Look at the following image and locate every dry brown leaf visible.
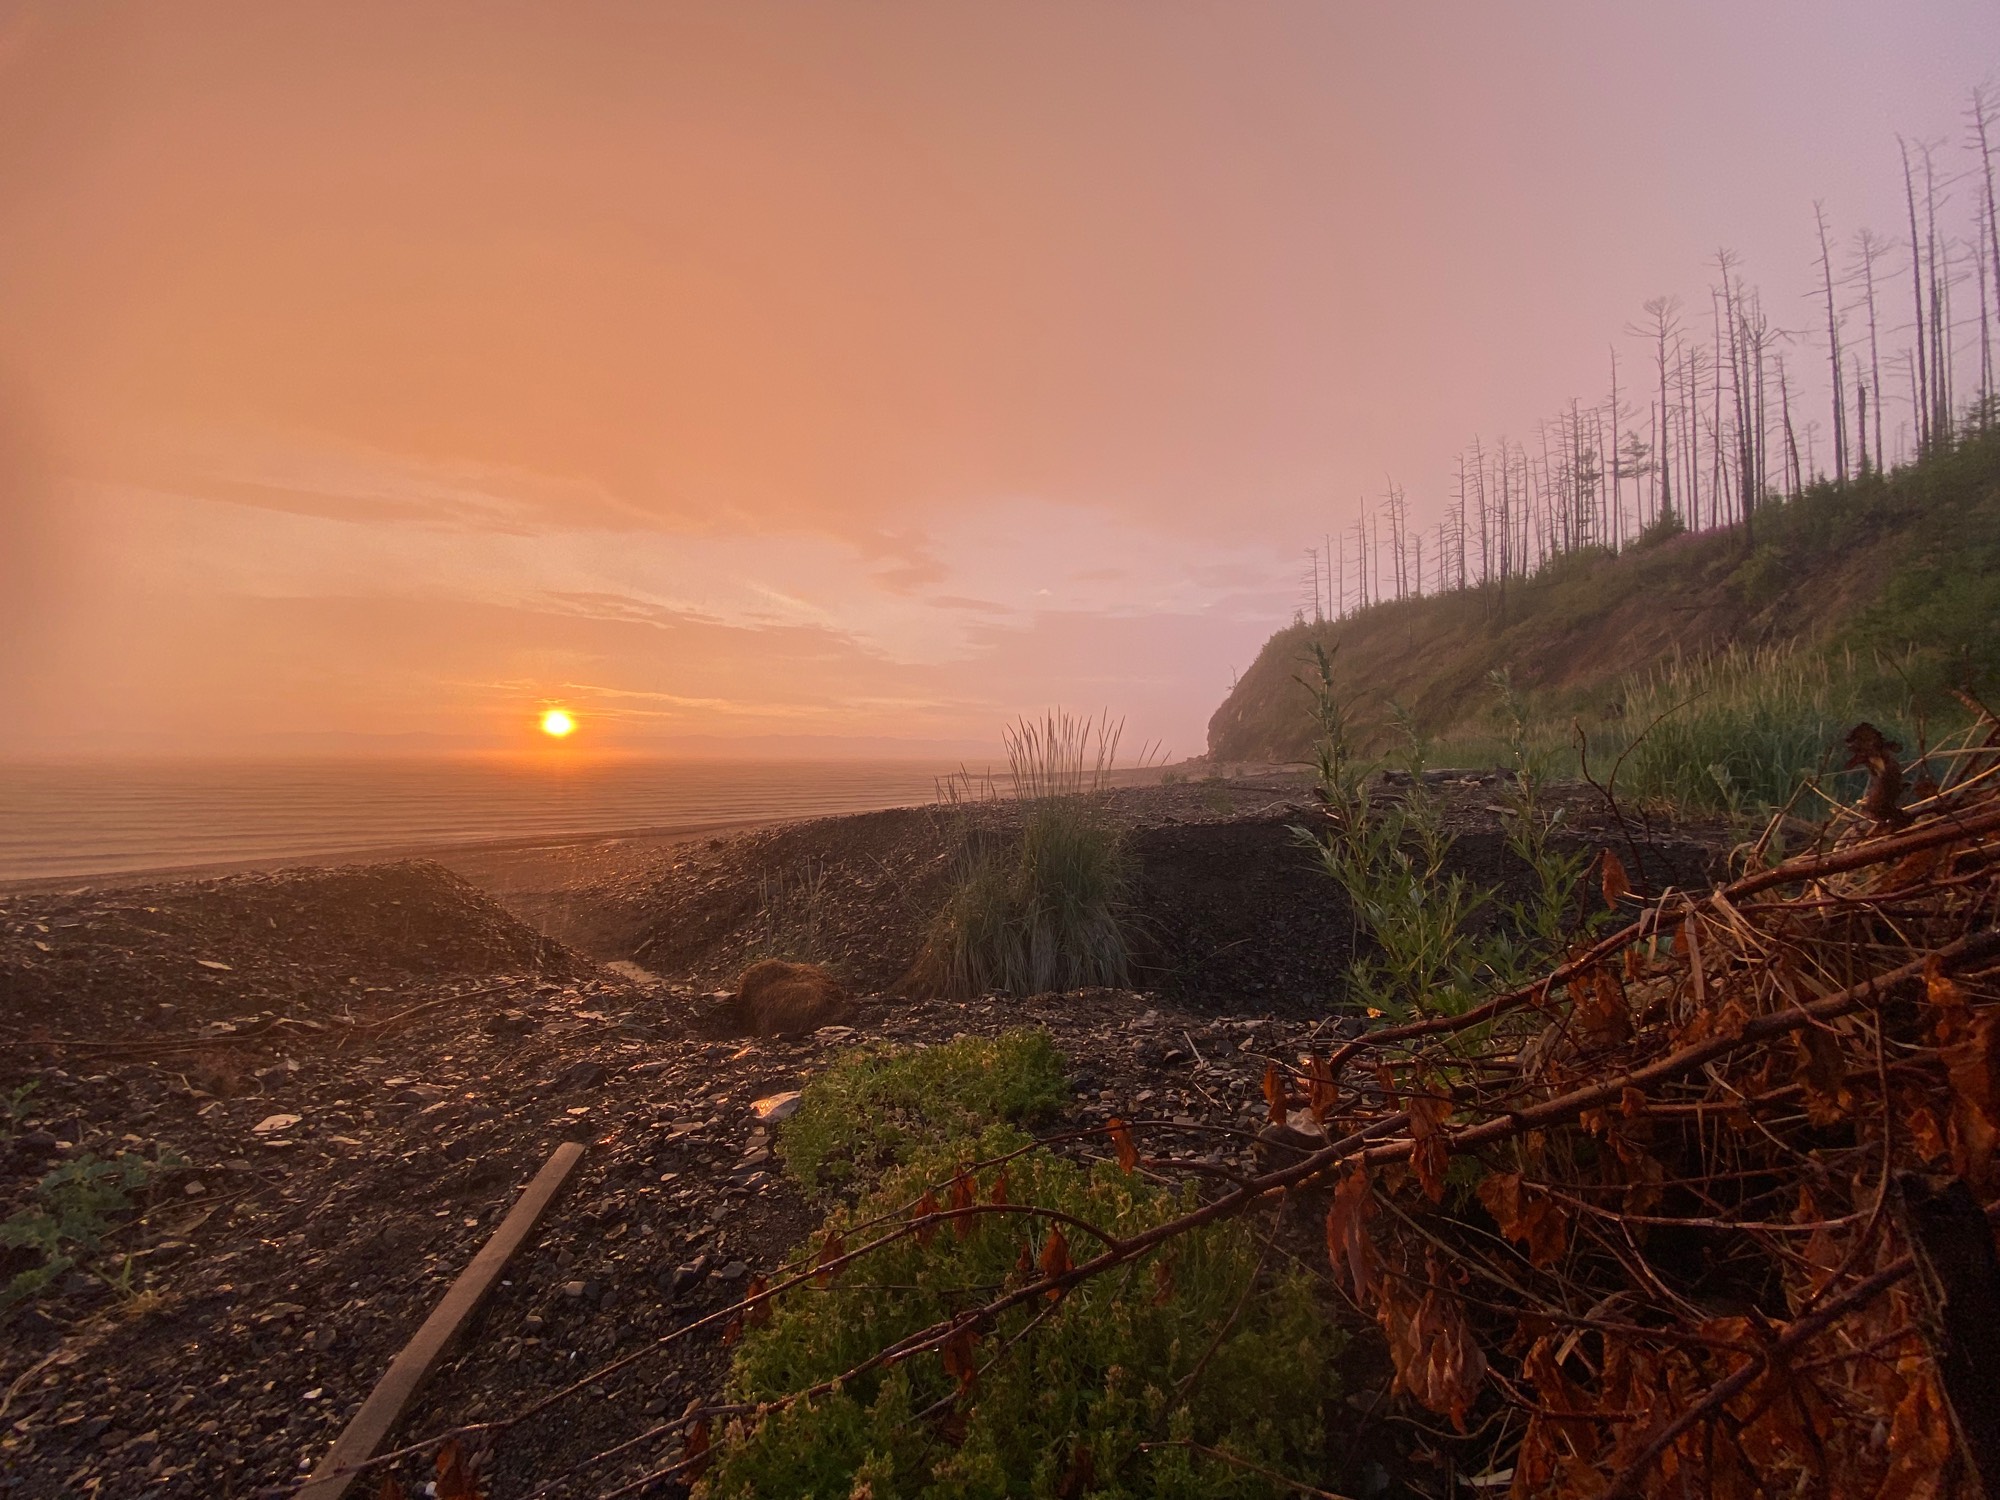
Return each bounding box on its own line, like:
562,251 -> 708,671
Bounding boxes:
1151,1256 -> 1175,1306
987,1169 -> 1008,1206
1878,1366 -> 1953,1500
434,1439 -> 482,1500
1261,1061 -> 1290,1125
940,1323 -> 979,1393
743,1273 -> 771,1327
683,1417 -> 712,1481
1924,955 -> 1971,1047
912,1188 -> 941,1246
1792,1025 -> 1851,1125
1477,1172 -> 1568,1268
1601,847 -> 1633,909
1378,1256 -> 1488,1431
1324,1166 -> 1380,1299
1407,1091 -> 1453,1202
1373,1061 -> 1400,1107
1107,1117 -> 1138,1174
1038,1224 -> 1072,1298
1305,1051 -> 1340,1124
950,1166 -> 977,1240
814,1229 -> 845,1287
1573,964 -> 1633,1046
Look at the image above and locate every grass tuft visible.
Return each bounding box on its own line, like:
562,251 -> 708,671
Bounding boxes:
920,711 -> 1136,998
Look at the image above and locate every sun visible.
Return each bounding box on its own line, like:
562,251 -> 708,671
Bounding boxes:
539,708 -> 577,739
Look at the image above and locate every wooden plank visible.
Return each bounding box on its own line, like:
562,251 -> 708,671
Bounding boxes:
299,1140 -> 587,1500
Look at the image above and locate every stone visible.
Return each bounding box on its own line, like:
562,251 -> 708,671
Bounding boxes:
252,1114 -> 301,1135
750,1091 -> 802,1123
551,1060 -> 609,1093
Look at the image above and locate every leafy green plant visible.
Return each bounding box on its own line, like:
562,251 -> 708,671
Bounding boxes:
779,1030 -> 1069,1194
2,1150 -> 176,1306
920,711 -> 1135,998
704,1129 -> 1339,1499
1295,667 -> 1594,1022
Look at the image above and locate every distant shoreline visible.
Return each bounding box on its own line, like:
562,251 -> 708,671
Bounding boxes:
0,815 -> 798,896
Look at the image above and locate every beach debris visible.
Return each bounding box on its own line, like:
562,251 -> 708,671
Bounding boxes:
298,1140 -> 586,1500
749,1090 -> 801,1123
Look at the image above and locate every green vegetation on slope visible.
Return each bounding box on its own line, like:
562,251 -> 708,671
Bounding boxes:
1208,434 -> 2000,769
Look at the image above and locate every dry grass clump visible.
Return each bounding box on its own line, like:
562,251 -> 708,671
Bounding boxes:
920,711 -> 1135,998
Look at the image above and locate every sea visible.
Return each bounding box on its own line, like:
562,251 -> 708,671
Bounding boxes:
0,757 -> 966,883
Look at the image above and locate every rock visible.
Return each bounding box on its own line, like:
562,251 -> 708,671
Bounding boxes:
522,1313 -> 546,1334
666,1258 -> 710,1300
735,1148 -> 772,1173
750,1091 -> 802,1123
716,1260 -> 749,1282
252,1114 -> 301,1135
551,1060 -> 609,1093
561,1280 -> 588,1301
1253,1121 -> 1322,1175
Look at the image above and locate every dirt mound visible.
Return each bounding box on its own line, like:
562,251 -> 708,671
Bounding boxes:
0,859 -> 588,1041
586,777 -> 1727,1012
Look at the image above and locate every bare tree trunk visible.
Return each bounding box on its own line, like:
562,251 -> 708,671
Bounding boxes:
1813,206 -> 1848,482
1974,85 -> 2000,427
1902,136 -> 1932,455
1778,354 -> 1803,496
1925,143 -> 1950,444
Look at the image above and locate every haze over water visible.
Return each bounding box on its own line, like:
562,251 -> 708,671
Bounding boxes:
0,758 -> 958,881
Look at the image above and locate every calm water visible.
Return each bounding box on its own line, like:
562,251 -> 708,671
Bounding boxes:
0,758 -> 961,881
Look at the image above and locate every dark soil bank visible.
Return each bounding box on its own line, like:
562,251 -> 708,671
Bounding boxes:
571,772 -> 1728,1011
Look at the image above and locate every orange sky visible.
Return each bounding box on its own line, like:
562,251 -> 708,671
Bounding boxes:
0,2 -> 1992,756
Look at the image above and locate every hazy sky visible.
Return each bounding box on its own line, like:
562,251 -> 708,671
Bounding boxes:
1,2 -> 1993,757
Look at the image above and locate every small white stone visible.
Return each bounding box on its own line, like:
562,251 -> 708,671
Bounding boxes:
750,1091 -> 803,1123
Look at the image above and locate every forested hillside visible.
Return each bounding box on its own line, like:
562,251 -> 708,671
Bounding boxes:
1207,431 -> 2000,764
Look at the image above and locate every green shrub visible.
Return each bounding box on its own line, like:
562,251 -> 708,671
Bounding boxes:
703,1129 -> 1339,1500
779,1030 -> 1070,1195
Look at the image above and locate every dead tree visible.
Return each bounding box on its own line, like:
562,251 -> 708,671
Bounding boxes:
1812,207 -> 1849,482
1902,136 -> 1932,455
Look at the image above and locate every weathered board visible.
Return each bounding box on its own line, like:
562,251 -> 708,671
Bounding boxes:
297,1140 -> 588,1500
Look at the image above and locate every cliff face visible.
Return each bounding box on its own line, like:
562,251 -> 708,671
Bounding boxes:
1206,436 -> 2000,764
